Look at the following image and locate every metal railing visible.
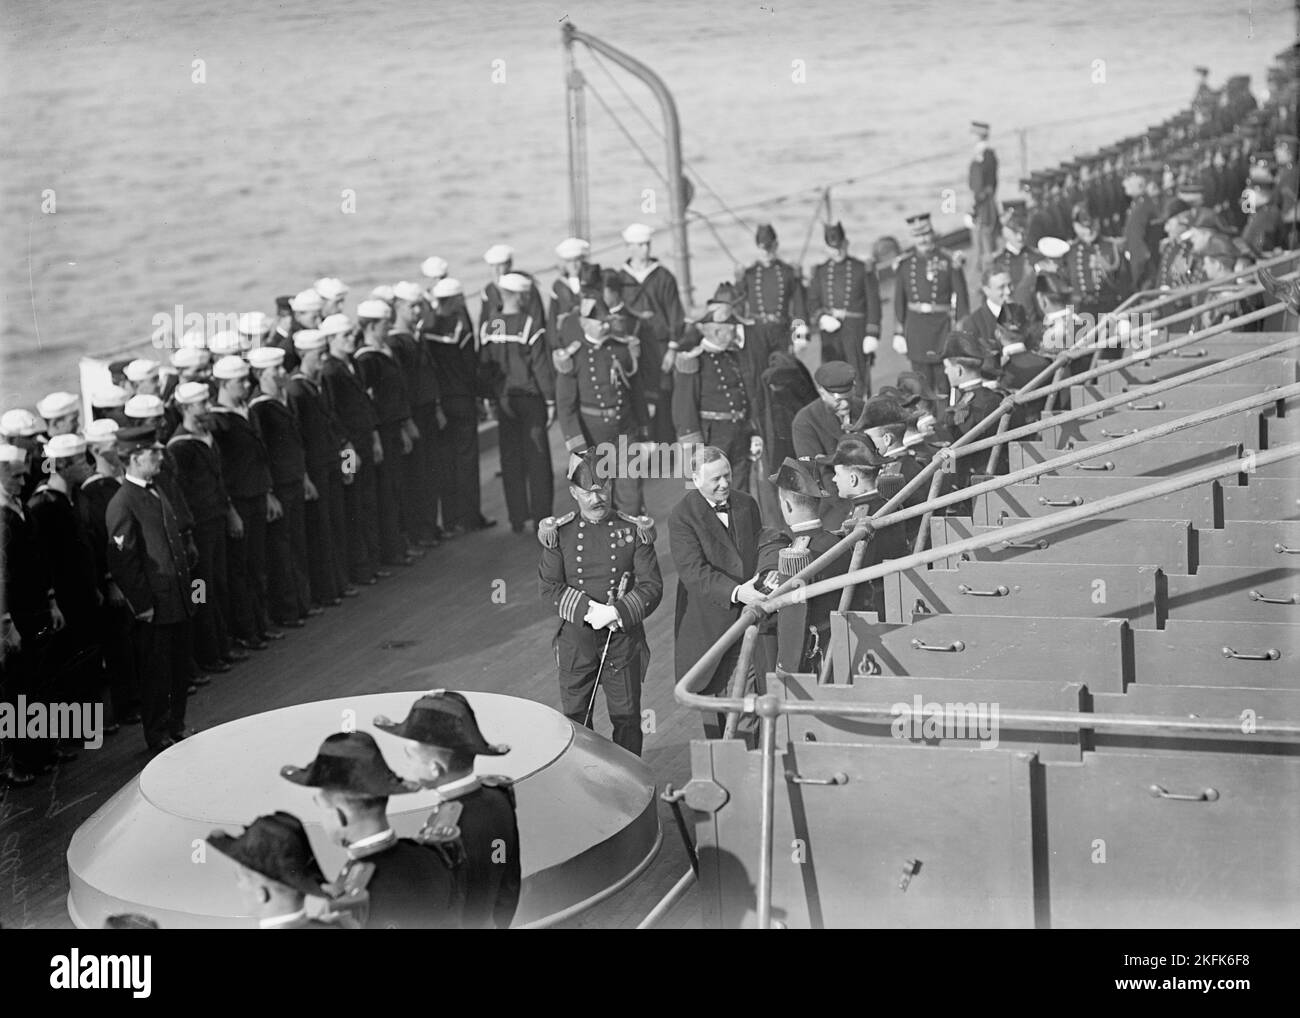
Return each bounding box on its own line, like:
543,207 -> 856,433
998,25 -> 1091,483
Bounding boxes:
647,261 -> 1300,929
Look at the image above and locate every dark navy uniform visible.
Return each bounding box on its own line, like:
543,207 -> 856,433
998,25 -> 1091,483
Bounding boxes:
808,255 -> 881,390
354,344 -> 412,564
105,475 -> 194,749
250,393 -> 311,624
319,353 -> 381,583
417,774 -> 522,930
480,312 -> 555,529
285,371 -> 349,604
328,830 -> 464,930
1064,235 -> 1127,320
388,328 -> 442,544
672,337 -> 754,492
554,303 -> 648,515
615,259 -> 685,444
79,471 -> 138,721
208,404 -> 273,641
538,507 -> 663,755
423,305 -> 486,532
894,246 -> 970,395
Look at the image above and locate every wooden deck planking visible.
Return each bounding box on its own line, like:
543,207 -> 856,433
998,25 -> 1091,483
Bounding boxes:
0,426 -> 711,930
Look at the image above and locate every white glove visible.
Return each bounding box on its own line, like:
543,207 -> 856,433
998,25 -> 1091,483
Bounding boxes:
792,333 -> 810,352
861,335 -> 879,356
584,601 -> 619,630
818,314 -> 841,334
963,213 -> 975,230
749,435 -> 764,459
892,334 -> 908,356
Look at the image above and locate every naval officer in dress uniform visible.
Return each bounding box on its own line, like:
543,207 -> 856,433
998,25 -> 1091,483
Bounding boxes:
737,223 -> 808,362
807,221 -> 882,393
553,264 -> 649,515
537,449 -> 663,756
283,732 -> 465,930
206,812 -> 347,929
892,212 -> 970,399
375,690 -> 522,929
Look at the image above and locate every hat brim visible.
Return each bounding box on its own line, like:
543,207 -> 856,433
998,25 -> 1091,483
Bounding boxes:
206,830 -> 327,898
372,715 -> 510,756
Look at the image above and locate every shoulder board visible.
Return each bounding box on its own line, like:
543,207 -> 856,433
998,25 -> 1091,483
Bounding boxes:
537,510 -> 575,548
618,511 -> 656,543
417,800 -> 464,845
479,774 -> 514,789
333,860 -> 376,897
674,351 -> 700,374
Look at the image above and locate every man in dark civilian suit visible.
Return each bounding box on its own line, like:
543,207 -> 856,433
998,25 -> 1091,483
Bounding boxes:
958,264 -> 1012,355
105,426 -> 197,752
668,445 -> 765,739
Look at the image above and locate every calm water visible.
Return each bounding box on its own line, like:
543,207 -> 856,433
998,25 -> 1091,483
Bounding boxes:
0,0 -> 1291,403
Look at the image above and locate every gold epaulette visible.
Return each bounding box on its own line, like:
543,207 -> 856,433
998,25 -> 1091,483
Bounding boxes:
479,774 -> 514,789
417,800 -> 464,845
537,511 -> 575,548
618,511 -> 656,544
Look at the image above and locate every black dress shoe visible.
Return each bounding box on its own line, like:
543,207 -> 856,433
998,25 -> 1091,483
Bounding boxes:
233,636 -> 269,652
53,747 -> 80,762
511,523 -> 525,534
272,618 -> 306,629
476,516 -> 498,530
261,629 -> 286,641
223,647 -> 250,663
197,660 -> 231,674
170,728 -> 198,741
373,570 -> 392,580
186,684 -> 199,696
341,586 -> 360,597
148,738 -> 176,754
303,606 -> 325,617
121,710 -> 143,724
103,722 -> 121,736
442,523 -> 467,539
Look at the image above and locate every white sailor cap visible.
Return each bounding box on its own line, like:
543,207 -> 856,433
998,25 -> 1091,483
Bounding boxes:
124,359 -> 161,383
124,394 -> 166,420
1,409 -> 44,438
247,346 -> 285,370
91,385 -> 130,409
483,244 -> 514,266
622,223 -> 654,244
212,355 -> 251,380
83,419 -> 120,444
171,346 -> 211,369
498,272 -> 532,294
37,391 -> 80,420
555,237 -> 590,260
392,281 -> 423,303
0,443 -> 28,465
314,277 -> 349,301
370,285 -> 395,303
356,299 -> 391,321
290,289 -> 326,313
44,433 -> 87,459
1037,237 -> 1071,259
319,314 -> 354,337
432,277 -> 463,299
293,328 -> 327,352
207,330 -> 244,355
237,311 -> 271,336
421,256 -> 449,279
177,327 -> 207,350
174,381 -> 210,406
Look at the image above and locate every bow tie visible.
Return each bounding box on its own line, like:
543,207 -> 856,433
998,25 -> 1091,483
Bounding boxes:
710,500 -> 731,514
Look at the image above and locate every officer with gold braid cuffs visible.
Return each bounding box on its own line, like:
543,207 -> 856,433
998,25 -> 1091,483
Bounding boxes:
892,213 -> 970,400
283,732 -> 464,929
375,690 -> 521,929
538,450 -> 663,756
736,223 -> 809,432
808,221 -> 882,395
553,264 -> 649,516
673,284 -> 759,492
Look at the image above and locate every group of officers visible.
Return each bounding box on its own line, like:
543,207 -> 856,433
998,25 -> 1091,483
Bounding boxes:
3,58 -> 1296,787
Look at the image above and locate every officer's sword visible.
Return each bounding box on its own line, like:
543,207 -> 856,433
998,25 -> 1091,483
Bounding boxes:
585,571 -> 631,728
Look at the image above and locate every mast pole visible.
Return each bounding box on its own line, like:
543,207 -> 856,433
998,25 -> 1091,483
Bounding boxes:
563,23 -> 693,306
562,26 -> 590,240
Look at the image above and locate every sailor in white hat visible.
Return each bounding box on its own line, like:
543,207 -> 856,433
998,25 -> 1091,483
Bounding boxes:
390,282 -> 445,547
285,328 -> 353,606
479,271 -> 555,533
370,284 -> 396,304
313,278 -> 349,317
83,417 -> 120,447
421,275 -> 493,536
91,385 -> 131,418
171,346 -> 212,383
1,408 -> 44,440
481,244 -> 545,325
421,256 -> 449,282
616,222 -> 684,442
27,433 -> 94,660
291,289 -> 326,327
238,311 -> 271,342
208,329 -> 245,357
354,299 -> 420,566
122,359 -> 162,398
37,391 -> 82,436
549,237 -> 592,339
